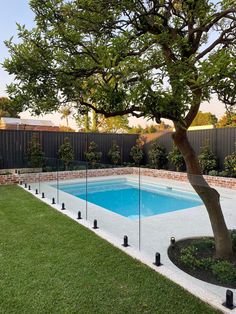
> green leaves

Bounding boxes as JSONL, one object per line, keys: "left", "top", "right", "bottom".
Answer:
{"left": 3, "top": 0, "right": 236, "bottom": 125}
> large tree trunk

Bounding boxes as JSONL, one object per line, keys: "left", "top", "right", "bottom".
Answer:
{"left": 172, "top": 127, "right": 232, "bottom": 258}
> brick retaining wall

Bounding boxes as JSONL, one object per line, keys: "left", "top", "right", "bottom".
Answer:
{"left": 132, "top": 168, "right": 236, "bottom": 189}
{"left": 0, "top": 167, "right": 235, "bottom": 189}
{"left": 0, "top": 168, "right": 133, "bottom": 186}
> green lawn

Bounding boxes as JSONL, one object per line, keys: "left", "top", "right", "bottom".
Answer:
{"left": 0, "top": 185, "right": 219, "bottom": 314}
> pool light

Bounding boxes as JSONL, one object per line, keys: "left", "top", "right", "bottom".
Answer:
{"left": 170, "top": 237, "right": 175, "bottom": 247}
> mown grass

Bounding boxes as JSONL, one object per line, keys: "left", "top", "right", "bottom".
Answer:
{"left": 0, "top": 185, "right": 219, "bottom": 314}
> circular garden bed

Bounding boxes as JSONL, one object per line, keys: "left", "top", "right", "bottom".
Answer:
{"left": 168, "top": 232, "right": 236, "bottom": 289}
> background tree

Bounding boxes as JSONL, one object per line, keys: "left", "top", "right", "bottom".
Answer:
{"left": 91, "top": 109, "right": 98, "bottom": 132}
{"left": 99, "top": 115, "right": 129, "bottom": 133}
{"left": 75, "top": 110, "right": 91, "bottom": 132}
{"left": 59, "top": 125, "right": 75, "bottom": 132}
{"left": 216, "top": 113, "right": 236, "bottom": 128}
{"left": 60, "top": 106, "right": 72, "bottom": 127}
{"left": 4, "top": 0, "right": 236, "bottom": 258}
{"left": 58, "top": 137, "right": 74, "bottom": 170}
{"left": 0, "top": 97, "right": 23, "bottom": 118}
{"left": 191, "top": 111, "right": 218, "bottom": 127}
{"left": 128, "top": 125, "right": 144, "bottom": 134}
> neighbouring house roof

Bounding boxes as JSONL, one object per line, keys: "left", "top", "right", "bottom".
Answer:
{"left": 188, "top": 125, "right": 215, "bottom": 131}
{"left": 172, "top": 124, "right": 215, "bottom": 132}
{"left": 0, "top": 117, "right": 55, "bottom": 127}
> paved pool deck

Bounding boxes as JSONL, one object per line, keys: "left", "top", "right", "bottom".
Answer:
{"left": 26, "top": 175, "right": 236, "bottom": 313}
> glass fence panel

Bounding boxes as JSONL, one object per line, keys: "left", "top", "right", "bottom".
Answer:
{"left": 85, "top": 159, "right": 140, "bottom": 251}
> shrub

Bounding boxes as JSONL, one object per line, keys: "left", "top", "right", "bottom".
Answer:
{"left": 218, "top": 170, "right": 228, "bottom": 177}
{"left": 85, "top": 141, "right": 102, "bottom": 167}
{"left": 194, "top": 238, "right": 215, "bottom": 251}
{"left": 198, "top": 146, "right": 217, "bottom": 174}
{"left": 180, "top": 245, "right": 199, "bottom": 269}
{"left": 208, "top": 170, "right": 218, "bottom": 176}
{"left": 211, "top": 261, "right": 236, "bottom": 284}
{"left": 168, "top": 145, "right": 185, "bottom": 171}
{"left": 180, "top": 243, "right": 214, "bottom": 271}
{"left": 27, "top": 134, "right": 44, "bottom": 168}
{"left": 130, "top": 141, "right": 144, "bottom": 166}
{"left": 108, "top": 142, "right": 121, "bottom": 165}
{"left": 224, "top": 151, "right": 236, "bottom": 177}
{"left": 179, "top": 238, "right": 236, "bottom": 284}
{"left": 148, "top": 141, "right": 167, "bottom": 169}
{"left": 230, "top": 229, "right": 236, "bottom": 252}
{"left": 58, "top": 137, "right": 74, "bottom": 170}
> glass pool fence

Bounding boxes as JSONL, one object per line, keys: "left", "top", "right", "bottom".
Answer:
{"left": 18, "top": 156, "right": 209, "bottom": 261}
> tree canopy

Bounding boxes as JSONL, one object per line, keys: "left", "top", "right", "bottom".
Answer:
{"left": 0, "top": 97, "right": 23, "bottom": 118}
{"left": 191, "top": 111, "right": 217, "bottom": 126}
{"left": 216, "top": 112, "right": 236, "bottom": 127}
{"left": 4, "top": 0, "right": 236, "bottom": 127}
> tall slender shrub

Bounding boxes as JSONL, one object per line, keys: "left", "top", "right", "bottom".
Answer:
{"left": 27, "top": 134, "right": 44, "bottom": 168}
{"left": 108, "top": 142, "right": 121, "bottom": 165}
{"left": 130, "top": 139, "right": 144, "bottom": 166}
{"left": 148, "top": 141, "right": 167, "bottom": 169}
{"left": 168, "top": 145, "right": 185, "bottom": 172}
{"left": 85, "top": 141, "right": 102, "bottom": 167}
{"left": 198, "top": 146, "right": 217, "bottom": 174}
{"left": 58, "top": 137, "right": 74, "bottom": 170}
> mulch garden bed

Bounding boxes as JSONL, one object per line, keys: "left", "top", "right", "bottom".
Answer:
{"left": 168, "top": 237, "right": 236, "bottom": 289}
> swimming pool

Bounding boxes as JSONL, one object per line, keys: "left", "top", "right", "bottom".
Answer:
{"left": 56, "top": 178, "right": 202, "bottom": 219}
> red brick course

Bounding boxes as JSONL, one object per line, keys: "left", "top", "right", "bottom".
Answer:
{"left": 0, "top": 167, "right": 235, "bottom": 189}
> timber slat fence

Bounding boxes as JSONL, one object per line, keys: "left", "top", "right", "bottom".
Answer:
{"left": 0, "top": 130, "right": 138, "bottom": 169}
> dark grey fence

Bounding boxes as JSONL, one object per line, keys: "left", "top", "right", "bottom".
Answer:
{"left": 0, "top": 130, "right": 138, "bottom": 169}
{"left": 144, "top": 127, "right": 236, "bottom": 169}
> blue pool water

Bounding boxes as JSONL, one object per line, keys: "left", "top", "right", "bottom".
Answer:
{"left": 57, "top": 179, "right": 202, "bottom": 218}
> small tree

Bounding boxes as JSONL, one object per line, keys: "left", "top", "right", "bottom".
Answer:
{"left": 198, "top": 146, "right": 217, "bottom": 175}
{"left": 224, "top": 146, "right": 236, "bottom": 178}
{"left": 85, "top": 141, "right": 102, "bottom": 167}
{"left": 130, "top": 140, "right": 144, "bottom": 166}
{"left": 148, "top": 141, "right": 167, "bottom": 169}
{"left": 27, "top": 134, "right": 44, "bottom": 168}
{"left": 58, "top": 137, "right": 74, "bottom": 170}
{"left": 108, "top": 142, "right": 120, "bottom": 165}
{"left": 168, "top": 145, "right": 185, "bottom": 172}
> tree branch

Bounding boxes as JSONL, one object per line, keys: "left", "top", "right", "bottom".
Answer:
{"left": 195, "top": 25, "right": 236, "bottom": 61}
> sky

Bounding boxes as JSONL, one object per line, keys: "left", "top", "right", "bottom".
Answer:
{"left": 0, "top": 0, "right": 226, "bottom": 129}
